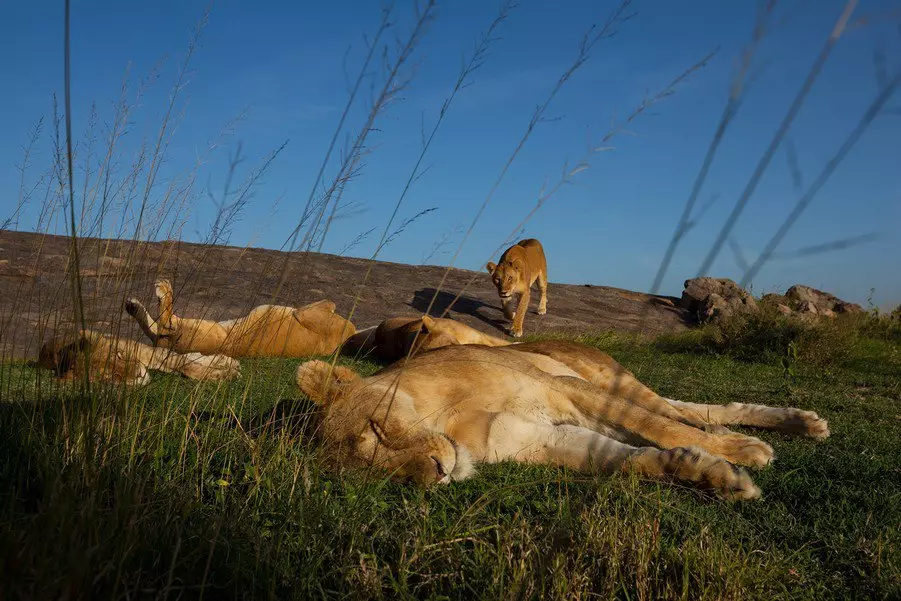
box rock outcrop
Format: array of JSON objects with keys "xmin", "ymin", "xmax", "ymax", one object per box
[
  {"xmin": 681, "ymin": 277, "xmax": 758, "ymax": 323},
  {"xmin": 785, "ymin": 285, "xmax": 862, "ymax": 315}
]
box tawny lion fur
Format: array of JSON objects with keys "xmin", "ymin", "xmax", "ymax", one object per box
[
  {"xmin": 37, "ymin": 329, "xmax": 240, "ymax": 386},
  {"xmin": 296, "ymin": 340, "xmax": 829, "ymax": 499},
  {"xmin": 486, "ymin": 238, "xmax": 548, "ymax": 337},
  {"xmin": 125, "ymin": 279, "xmax": 356, "ymax": 357},
  {"xmin": 340, "ymin": 316, "xmax": 820, "ymax": 436},
  {"xmin": 343, "ymin": 315, "xmax": 511, "ymax": 361}
]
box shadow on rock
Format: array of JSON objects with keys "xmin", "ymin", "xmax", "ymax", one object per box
[{"xmin": 409, "ymin": 288, "xmax": 508, "ymax": 333}]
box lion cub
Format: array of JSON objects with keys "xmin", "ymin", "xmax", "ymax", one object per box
[{"xmin": 486, "ymin": 238, "xmax": 548, "ymax": 337}]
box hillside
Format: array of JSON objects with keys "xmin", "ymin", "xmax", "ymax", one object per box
[{"xmin": 0, "ymin": 229, "xmax": 691, "ymax": 359}]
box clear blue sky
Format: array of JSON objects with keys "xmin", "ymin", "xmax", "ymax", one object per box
[{"xmin": 2, "ymin": 1, "xmax": 899, "ymax": 308}]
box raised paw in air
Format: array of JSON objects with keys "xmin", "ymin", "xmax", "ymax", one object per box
[{"xmin": 124, "ymin": 298, "xmax": 141, "ymax": 316}]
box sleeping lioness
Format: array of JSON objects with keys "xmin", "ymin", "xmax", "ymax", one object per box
[
  {"xmin": 125, "ymin": 279, "xmax": 356, "ymax": 358},
  {"xmin": 343, "ymin": 315, "xmax": 511, "ymax": 360},
  {"xmin": 486, "ymin": 238, "xmax": 548, "ymax": 337},
  {"xmin": 296, "ymin": 341, "xmax": 828, "ymax": 499},
  {"xmin": 340, "ymin": 317, "xmax": 825, "ymax": 437},
  {"xmin": 37, "ymin": 329, "xmax": 240, "ymax": 386}
]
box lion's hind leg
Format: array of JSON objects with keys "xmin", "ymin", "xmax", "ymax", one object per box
[
  {"xmin": 484, "ymin": 413, "xmax": 760, "ymax": 500},
  {"xmin": 154, "ymin": 279, "xmax": 176, "ymax": 327},
  {"xmin": 664, "ymin": 399, "xmax": 830, "ymax": 440}
]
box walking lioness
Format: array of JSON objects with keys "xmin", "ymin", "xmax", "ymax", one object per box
[
  {"xmin": 125, "ymin": 279, "xmax": 356, "ymax": 357},
  {"xmin": 486, "ymin": 238, "xmax": 548, "ymax": 337},
  {"xmin": 296, "ymin": 341, "xmax": 828, "ymax": 499}
]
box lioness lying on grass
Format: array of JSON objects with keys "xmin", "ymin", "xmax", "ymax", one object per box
[
  {"xmin": 341, "ymin": 315, "xmax": 828, "ymax": 435},
  {"xmin": 297, "ymin": 340, "xmax": 828, "ymax": 500},
  {"xmin": 125, "ymin": 279, "xmax": 356, "ymax": 358},
  {"xmin": 343, "ymin": 315, "xmax": 511, "ymax": 360},
  {"xmin": 37, "ymin": 329, "xmax": 240, "ymax": 386}
]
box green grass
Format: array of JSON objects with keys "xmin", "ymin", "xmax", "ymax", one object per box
[{"xmin": 1, "ymin": 332, "xmax": 899, "ymax": 600}]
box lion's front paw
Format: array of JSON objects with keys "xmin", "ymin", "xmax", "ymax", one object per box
[
  {"xmin": 715, "ymin": 434, "xmax": 775, "ymax": 468},
  {"xmin": 698, "ymin": 454, "xmax": 762, "ymax": 501},
  {"xmin": 124, "ymin": 298, "xmax": 141, "ymax": 316},
  {"xmin": 509, "ymin": 328, "xmax": 523, "ymax": 338},
  {"xmin": 635, "ymin": 447, "xmax": 761, "ymax": 501}
]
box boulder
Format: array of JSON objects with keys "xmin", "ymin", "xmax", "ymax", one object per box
[
  {"xmin": 681, "ymin": 277, "xmax": 758, "ymax": 323},
  {"xmin": 795, "ymin": 300, "xmax": 819, "ymax": 315},
  {"xmin": 777, "ymin": 304, "xmax": 793, "ymax": 315},
  {"xmin": 785, "ymin": 285, "xmax": 862, "ymax": 315}
]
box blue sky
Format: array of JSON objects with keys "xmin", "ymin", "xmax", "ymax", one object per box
[{"xmin": 1, "ymin": 0, "xmax": 899, "ymax": 308}]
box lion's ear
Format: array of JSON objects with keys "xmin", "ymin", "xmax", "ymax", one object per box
[
  {"xmin": 420, "ymin": 315, "xmax": 436, "ymax": 333},
  {"xmin": 486, "ymin": 262, "xmax": 497, "ymax": 274},
  {"xmin": 295, "ymin": 360, "xmax": 360, "ymax": 404}
]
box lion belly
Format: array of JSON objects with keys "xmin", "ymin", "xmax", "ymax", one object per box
[{"xmin": 226, "ymin": 312, "xmax": 352, "ymax": 357}]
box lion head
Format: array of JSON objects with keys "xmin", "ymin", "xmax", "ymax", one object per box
[
  {"xmin": 37, "ymin": 333, "xmax": 88, "ymax": 376},
  {"xmin": 486, "ymin": 259, "xmax": 524, "ymax": 299},
  {"xmin": 389, "ymin": 315, "xmax": 484, "ymax": 358},
  {"xmin": 36, "ymin": 330, "xmax": 147, "ymax": 383},
  {"xmin": 296, "ymin": 359, "xmax": 474, "ymax": 485}
]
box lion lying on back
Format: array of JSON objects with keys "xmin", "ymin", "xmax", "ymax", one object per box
[
  {"xmin": 302, "ymin": 318, "xmax": 828, "ymax": 499},
  {"xmin": 38, "ymin": 329, "xmax": 240, "ymax": 386},
  {"xmin": 125, "ymin": 279, "xmax": 356, "ymax": 357}
]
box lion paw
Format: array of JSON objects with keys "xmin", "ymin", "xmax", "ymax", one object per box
[
  {"xmin": 155, "ymin": 279, "xmax": 173, "ymax": 300},
  {"xmin": 124, "ymin": 298, "xmax": 141, "ymax": 316},
  {"xmin": 510, "ymin": 329, "xmax": 523, "ymax": 338},
  {"xmin": 640, "ymin": 447, "xmax": 761, "ymax": 500},
  {"xmin": 537, "ymin": 306, "xmax": 547, "ymax": 316},
  {"xmin": 715, "ymin": 434, "xmax": 775, "ymax": 468},
  {"xmin": 698, "ymin": 454, "xmax": 762, "ymax": 501},
  {"xmin": 785, "ymin": 409, "xmax": 830, "ymax": 440}
]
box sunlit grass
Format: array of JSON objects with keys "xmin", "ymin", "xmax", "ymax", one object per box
[{"xmin": 1, "ymin": 331, "xmax": 897, "ymax": 599}]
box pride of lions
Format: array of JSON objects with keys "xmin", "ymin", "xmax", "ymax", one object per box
[{"xmin": 37, "ymin": 238, "xmax": 830, "ymax": 500}]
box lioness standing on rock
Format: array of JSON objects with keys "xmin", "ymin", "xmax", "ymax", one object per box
[{"xmin": 486, "ymin": 238, "xmax": 548, "ymax": 337}]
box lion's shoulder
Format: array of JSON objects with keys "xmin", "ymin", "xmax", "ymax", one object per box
[{"xmin": 500, "ymin": 239, "xmax": 546, "ymax": 278}]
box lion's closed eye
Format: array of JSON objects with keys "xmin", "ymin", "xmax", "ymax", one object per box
[
  {"xmin": 369, "ymin": 420, "xmax": 388, "ymax": 446},
  {"xmin": 431, "ymin": 456, "xmax": 446, "ymax": 479}
]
